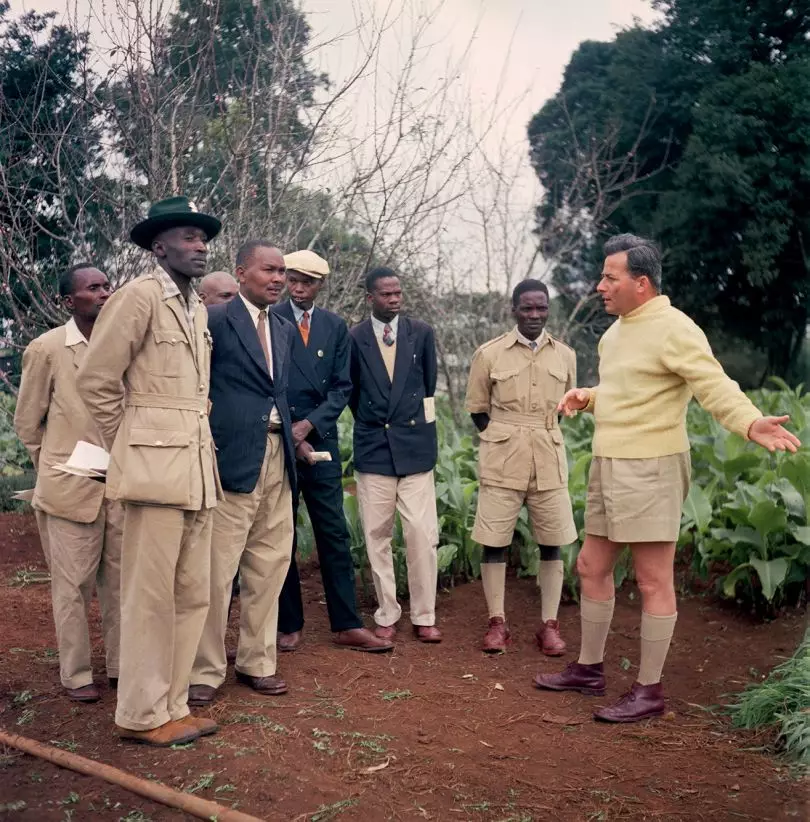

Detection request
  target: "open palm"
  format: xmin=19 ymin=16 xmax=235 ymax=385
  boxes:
xmin=748 ymin=416 xmax=801 ymax=453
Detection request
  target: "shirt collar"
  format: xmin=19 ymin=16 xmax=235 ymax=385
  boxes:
xmin=290 ymin=301 xmax=314 ymax=323
xmin=64 ymin=317 xmax=87 ymax=347
xmin=622 ymin=294 xmax=670 ymax=320
xmin=151 ymin=266 xmax=201 ymax=315
xmin=239 ymin=291 xmax=266 ymax=324
xmin=371 ymin=313 xmax=398 ymax=337
xmin=509 ymin=326 xmax=551 ymax=351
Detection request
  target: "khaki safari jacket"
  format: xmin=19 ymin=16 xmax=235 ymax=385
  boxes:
xmin=76 ymin=270 xmax=219 ymax=510
xmin=14 ymin=319 xmax=106 ymax=524
xmin=465 ymin=329 xmax=576 ymax=492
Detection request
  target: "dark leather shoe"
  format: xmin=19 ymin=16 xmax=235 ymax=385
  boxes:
xmin=278 ymin=631 xmax=302 ymax=652
xmin=188 ymin=684 xmax=217 ymax=707
xmin=374 ymin=624 xmax=397 ymax=640
xmin=536 ymin=619 xmax=567 ymax=656
xmin=594 ymin=682 xmax=665 ymax=723
xmin=533 ymin=662 xmax=606 ymax=696
xmin=235 ymin=670 xmax=288 ymax=695
xmin=333 ymin=627 xmax=393 ymax=653
xmin=482 ymin=617 xmax=510 ymax=653
xmin=108 ymin=677 xmax=118 ymax=691
xmin=414 ymin=625 xmax=442 ymax=643
xmin=226 ymin=647 xmax=237 ymax=665
xmin=66 ymin=684 xmax=99 ymax=703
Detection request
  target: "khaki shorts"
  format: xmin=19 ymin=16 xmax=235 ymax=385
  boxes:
xmin=472 ymin=483 xmax=577 ymax=548
xmin=585 ymin=453 xmax=691 ymax=544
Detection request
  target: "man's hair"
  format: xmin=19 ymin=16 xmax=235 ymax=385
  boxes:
xmin=603 ymin=233 xmax=662 ymax=291
xmin=235 ymin=240 xmax=279 ymax=269
xmin=511 ymin=278 xmax=549 ymax=307
xmin=58 ymin=262 xmax=95 ymax=298
xmin=365 ymin=266 xmax=398 ymax=293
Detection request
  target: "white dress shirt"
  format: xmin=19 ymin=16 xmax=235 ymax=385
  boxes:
xmin=515 ymin=327 xmax=549 ymax=352
xmin=239 ymin=293 xmax=282 ymax=425
xmin=290 ymin=301 xmax=315 ymax=326
xmin=371 ymin=313 xmax=399 ymax=343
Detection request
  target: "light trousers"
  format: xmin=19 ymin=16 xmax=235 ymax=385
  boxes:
xmin=355 ymin=470 xmax=438 ymax=627
xmin=192 ymin=433 xmax=293 ymax=687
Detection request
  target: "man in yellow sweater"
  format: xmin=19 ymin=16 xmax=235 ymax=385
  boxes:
xmin=534 ymin=234 xmax=800 ymax=723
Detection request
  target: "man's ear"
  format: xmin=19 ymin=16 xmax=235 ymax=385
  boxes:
xmin=151 ymin=238 xmax=164 ymax=258
xmin=62 ymin=294 xmax=75 ymax=313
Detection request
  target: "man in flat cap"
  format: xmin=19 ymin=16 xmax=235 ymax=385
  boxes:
xmin=274 ymin=251 xmax=393 ymax=653
xmin=77 ymin=196 xmax=221 ymax=747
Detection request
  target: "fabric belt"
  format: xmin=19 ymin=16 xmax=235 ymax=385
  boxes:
xmin=489 ymin=408 xmax=559 ymax=430
xmin=127 ymin=391 xmax=208 ymax=413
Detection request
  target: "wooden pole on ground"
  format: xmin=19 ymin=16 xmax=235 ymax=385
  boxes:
xmin=0 ymin=728 xmax=266 ymax=822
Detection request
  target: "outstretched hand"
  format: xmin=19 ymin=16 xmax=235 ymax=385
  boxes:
xmin=748 ymin=416 xmax=801 ymax=453
xmin=557 ymin=388 xmax=591 ymax=417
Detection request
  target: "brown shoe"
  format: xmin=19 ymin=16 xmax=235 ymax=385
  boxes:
xmin=536 ymin=619 xmax=567 ymax=657
xmin=482 ymin=617 xmax=510 ymax=653
xmin=178 ymin=715 xmax=219 ymax=737
xmin=235 ymin=670 xmax=288 ymax=695
xmin=333 ymin=627 xmax=394 ymax=653
xmin=533 ymin=662 xmax=606 ymax=696
xmin=414 ymin=625 xmax=442 ymax=643
xmin=278 ymin=631 xmax=302 ymax=652
xmin=374 ymin=624 xmax=397 ymax=640
xmin=594 ymin=682 xmax=665 ymax=723
xmin=188 ymin=684 xmax=217 ymax=707
xmin=117 ymin=719 xmax=200 ymax=747
xmin=65 ymin=684 xmax=99 ymax=703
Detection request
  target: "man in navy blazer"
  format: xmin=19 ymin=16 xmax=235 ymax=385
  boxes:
xmin=190 ymin=241 xmax=298 ymax=706
xmin=273 ymin=250 xmax=392 ymax=654
xmin=349 ymin=267 xmax=442 ymax=643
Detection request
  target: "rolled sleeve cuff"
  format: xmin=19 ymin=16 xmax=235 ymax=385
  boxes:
xmin=584 ymin=389 xmax=596 ymax=414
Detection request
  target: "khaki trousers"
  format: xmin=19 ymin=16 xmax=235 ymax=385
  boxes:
xmin=355 ymin=470 xmax=438 ymax=627
xmin=192 ymin=432 xmax=293 ymax=688
xmin=41 ymin=502 xmax=122 ymax=689
xmin=115 ymin=504 xmax=212 ymax=731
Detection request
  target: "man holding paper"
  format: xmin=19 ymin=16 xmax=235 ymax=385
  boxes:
xmin=15 ymin=264 xmax=121 ymax=704
xmin=349 ymin=267 xmax=442 ymax=643
xmin=273 ymin=250 xmax=393 ymax=654
xmin=77 ymin=197 xmax=221 ymax=747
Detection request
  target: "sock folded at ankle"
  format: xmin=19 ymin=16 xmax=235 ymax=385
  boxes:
xmin=481 ymin=562 xmax=506 ymax=619
xmin=577 ymin=595 xmax=615 ymax=665
xmin=637 ymin=611 xmax=677 ymax=685
xmin=538 ymin=559 xmax=564 ymax=622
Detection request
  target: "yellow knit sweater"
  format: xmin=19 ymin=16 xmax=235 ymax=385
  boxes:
xmin=588 ymin=296 xmax=761 ymax=458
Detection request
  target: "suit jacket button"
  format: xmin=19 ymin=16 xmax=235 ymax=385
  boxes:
xmin=262 ymin=414 xmax=269 ymax=422
xmin=322 ymin=379 xmax=326 ymax=383
xmin=384 ymin=423 xmax=390 ymax=430
xmin=409 ymin=420 xmax=415 ymax=426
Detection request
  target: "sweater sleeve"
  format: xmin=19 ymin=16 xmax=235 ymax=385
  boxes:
xmin=661 ymin=320 xmax=761 ymax=439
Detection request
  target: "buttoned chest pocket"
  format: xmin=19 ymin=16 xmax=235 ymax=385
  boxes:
xmin=152 ymin=329 xmax=191 ymax=377
xmin=491 ymin=369 xmax=520 ymax=404
xmin=546 ymin=365 xmax=569 ymax=402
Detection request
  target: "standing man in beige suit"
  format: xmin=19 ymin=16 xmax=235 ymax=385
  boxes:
xmin=15 ymin=264 xmax=121 ymax=704
xmin=77 ymin=196 xmax=222 ymax=747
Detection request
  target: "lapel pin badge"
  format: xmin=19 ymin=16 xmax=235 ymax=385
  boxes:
xmin=317 ymin=349 xmax=324 ymax=358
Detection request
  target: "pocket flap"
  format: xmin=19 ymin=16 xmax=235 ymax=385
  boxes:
xmin=129 ymin=428 xmax=191 ymax=448
xmin=153 ymin=329 xmax=189 ymax=346
xmin=550 ymin=429 xmax=564 ymax=446
xmin=491 ymin=369 xmax=519 ymax=382
xmin=479 ymin=427 xmax=512 ymax=443
xmin=549 ymin=367 xmax=567 ymax=382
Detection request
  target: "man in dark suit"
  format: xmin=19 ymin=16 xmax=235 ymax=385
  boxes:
xmin=349 ymin=267 xmax=442 ymax=643
xmin=273 ymin=250 xmax=393 ymax=654
xmin=189 ymin=240 xmax=298 ymax=706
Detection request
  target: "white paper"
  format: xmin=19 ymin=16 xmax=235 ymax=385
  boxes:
xmin=309 ymin=451 xmax=332 ymax=462
xmin=52 ymin=440 xmax=109 ymax=478
xmin=423 ymin=397 xmax=436 ymax=423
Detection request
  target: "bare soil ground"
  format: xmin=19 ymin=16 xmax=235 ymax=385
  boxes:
xmin=0 ymin=511 xmax=806 ymax=821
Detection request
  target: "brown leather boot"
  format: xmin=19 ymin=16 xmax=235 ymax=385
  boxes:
xmin=187 ymin=684 xmax=217 ymax=707
xmin=533 ymin=662 xmax=606 ymax=695
xmin=536 ymin=619 xmax=567 ymax=656
xmin=278 ymin=631 xmax=302 ymax=652
xmin=178 ymin=715 xmax=219 ymax=737
xmin=594 ymin=682 xmax=665 ymax=723
xmin=65 ymin=684 xmax=99 ymax=703
xmin=117 ymin=719 xmax=201 ymax=747
xmin=482 ymin=617 xmax=510 ymax=653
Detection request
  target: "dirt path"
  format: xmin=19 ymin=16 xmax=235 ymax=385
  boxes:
xmin=0 ymin=512 xmax=805 ymax=821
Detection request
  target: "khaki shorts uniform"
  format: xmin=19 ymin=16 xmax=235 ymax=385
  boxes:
xmin=466 ymin=329 xmax=578 ymax=548
xmin=585 ymin=453 xmax=691 ymax=544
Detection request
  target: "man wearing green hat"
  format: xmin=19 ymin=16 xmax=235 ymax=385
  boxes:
xmin=77 ymin=196 xmax=222 ymax=747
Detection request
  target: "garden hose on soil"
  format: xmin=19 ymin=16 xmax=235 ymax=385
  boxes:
xmin=0 ymin=728 xmax=266 ymax=822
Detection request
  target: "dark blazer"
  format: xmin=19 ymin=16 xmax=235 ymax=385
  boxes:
xmin=272 ymin=300 xmax=352 ymax=477
xmin=207 ymin=296 xmax=296 ymax=494
xmin=349 ymin=315 xmax=438 ymax=477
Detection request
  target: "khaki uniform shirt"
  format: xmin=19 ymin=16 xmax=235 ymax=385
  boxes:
xmin=465 ymin=328 xmax=576 ymax=491
xmin=14 ymin=318 xmax=107 ymax=523
xmin=76 ymin=269 xmax=220 ymax=510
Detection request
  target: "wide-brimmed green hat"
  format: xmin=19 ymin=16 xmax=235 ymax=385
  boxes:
xmin=130 ymin=196 xmax=222 ymax=250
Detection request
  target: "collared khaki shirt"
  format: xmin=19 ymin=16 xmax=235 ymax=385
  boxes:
xmin=465 ymin=327 xmax=577 ymax=491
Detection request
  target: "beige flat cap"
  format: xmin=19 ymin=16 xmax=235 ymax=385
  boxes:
xmin=284 ymin=249 xmax=330 ymax=280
